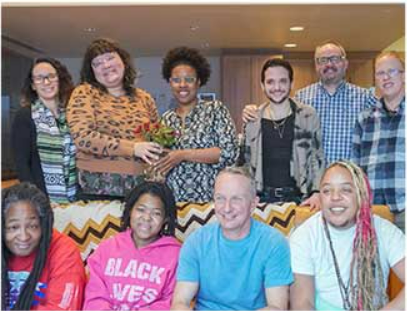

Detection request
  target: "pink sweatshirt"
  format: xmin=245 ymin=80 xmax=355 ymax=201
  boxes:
xmin=84 ymin=229 xmax=181 ymax=310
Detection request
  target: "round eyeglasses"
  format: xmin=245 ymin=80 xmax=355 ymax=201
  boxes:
xmin=375 ymin=68 xmax=404 ymax=79
xmin=169 ymin=76 xmax=197 ymax=85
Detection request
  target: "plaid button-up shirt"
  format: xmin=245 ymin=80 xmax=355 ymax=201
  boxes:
xmin=295 ymin=81 xmax=376 ymax=164
xmin=352 ymin=98 xmax=405 ymax=213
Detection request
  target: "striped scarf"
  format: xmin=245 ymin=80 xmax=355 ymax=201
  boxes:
xmin=32 ymin=100 xmax=77 ymax=203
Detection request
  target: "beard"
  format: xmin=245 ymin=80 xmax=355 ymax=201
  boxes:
xmin=266 ymin=91 xmax=290 ymax=104
xmin=320 ymin=67 xmax=345 ymax=85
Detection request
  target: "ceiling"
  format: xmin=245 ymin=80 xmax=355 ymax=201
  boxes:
xmin=2 ymin=3 xmax=405 ymax=58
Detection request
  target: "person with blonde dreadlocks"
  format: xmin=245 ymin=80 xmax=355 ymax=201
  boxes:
xmin=289 ymin=160 xmax=405 ymax=310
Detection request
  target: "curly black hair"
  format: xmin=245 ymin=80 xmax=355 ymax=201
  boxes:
xmin=20 ymin=57 xmax=74 ymax=108
xmin=162 ymin=46 xmax=211 ymax=86
xmin=121 ymin=182 xmax=177 ymax=237
xmin=80 ymin=37 xmax=138 ymax=97
xmin=2 ymin=182 xmax=54 ymax=310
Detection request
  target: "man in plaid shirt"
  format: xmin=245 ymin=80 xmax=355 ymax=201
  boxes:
xmin=353 ymin=51 xmax=405 ymax=231
xmin=294 ymin=40 xmax=377 ymax=164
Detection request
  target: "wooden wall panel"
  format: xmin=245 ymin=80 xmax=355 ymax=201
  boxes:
xmin=289 ymin=59 xmax=318 ymax=94
xmin=221 ymin=55 xmax=252 ymax=132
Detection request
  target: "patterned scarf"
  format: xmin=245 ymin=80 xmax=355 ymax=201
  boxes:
xmin=32 ymin=100 xmax=77 ymax=203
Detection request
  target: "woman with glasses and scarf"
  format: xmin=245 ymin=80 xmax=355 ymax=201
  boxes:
xmin=12 ymin=58 xmax=77 ymax=203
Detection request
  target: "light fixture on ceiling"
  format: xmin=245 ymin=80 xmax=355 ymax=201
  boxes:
xmin=290 ymin=26 xmax=304 ymax=32
xmin=284 ymin=43 xmax=297 ymax=48
xmin=190 ymin=25 xmax=199 ymax=31
xmin=83 ymin=27 xmax=96 ymax=33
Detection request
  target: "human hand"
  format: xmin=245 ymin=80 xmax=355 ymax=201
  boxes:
xmin=154 ymin=149 xmax=185 ymax=176
xmin=134 ymin=142 xmax=163 ymax=165
xmin=300 ymin=192 xmax=321 ymax=211
xmin=242 ymin=104 xmax=259 ymax=123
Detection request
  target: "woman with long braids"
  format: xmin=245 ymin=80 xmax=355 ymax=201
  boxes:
xmin=83 ymin=182 xmax=180 ymax=310
xmin=289 ymin=160 xmax=405 ymax=310
xmin=2 ymin=183 xmax=86 ymax=310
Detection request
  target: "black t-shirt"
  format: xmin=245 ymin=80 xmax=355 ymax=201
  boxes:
xmin=261 ymin=115 xmax=297 ymax=188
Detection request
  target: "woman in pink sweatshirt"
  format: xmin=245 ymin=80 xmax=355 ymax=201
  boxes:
xmin=84 ymin=182 xmax=181 ymax=310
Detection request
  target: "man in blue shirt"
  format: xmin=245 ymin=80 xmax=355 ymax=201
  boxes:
xmin=353 ymin=51 xmax=405 ymax=231
xmin=243 ymin=40 xmax=376 ymax=164
xmin=171 ymin=166 xmax=293 ymax=310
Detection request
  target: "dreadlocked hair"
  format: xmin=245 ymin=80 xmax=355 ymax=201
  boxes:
xmin=325 ymin=161 xmax=388 ymax=310
xmin=2 ymin=182 xmax=54 ymax=310
xmin=121 ymin=181 xmax=177 ymax=237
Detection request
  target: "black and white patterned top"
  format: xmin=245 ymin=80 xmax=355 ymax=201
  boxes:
xmin=162 ymin=100 xmax=238 ymax=202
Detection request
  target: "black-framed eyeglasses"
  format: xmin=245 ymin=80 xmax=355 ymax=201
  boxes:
xmin=169 ymin=76 xmax=197 ymax=85
xmin=375 ymin=68 xmax=404 ymax=79
xmin=316 ymin=55 xmax=346 ymax=65
xmin=32 ymin=73 xmax=58 ymax=84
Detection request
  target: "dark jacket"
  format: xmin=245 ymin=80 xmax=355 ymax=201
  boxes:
xmin=11 ymin=106 xmax=47 ymax=194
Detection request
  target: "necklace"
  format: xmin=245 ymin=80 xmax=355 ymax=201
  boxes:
xmin=322 ymin=217 xmax=352 ymax=310
xmin=271 ymin=116 xmax=289 ymax=139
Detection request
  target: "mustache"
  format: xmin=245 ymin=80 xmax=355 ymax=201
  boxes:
xmin=323 ymin=67 xmax=338 ymax=74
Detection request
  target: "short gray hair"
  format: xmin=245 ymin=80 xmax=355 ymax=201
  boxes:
xmin=216 ymin=165 xmax=256 ymax=197
xmin=375 ymin=51 xmax=405 ymax=68
xmin=315 ymin=40 xmax=347 ymax=59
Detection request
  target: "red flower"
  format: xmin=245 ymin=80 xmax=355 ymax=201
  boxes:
xmin=135 ymin=120 xmax=177 ymax=147
xmin=143 ymin=122 xmax=151 ymax=131
xmin=134 ymin=125 xmax=142 ymax=134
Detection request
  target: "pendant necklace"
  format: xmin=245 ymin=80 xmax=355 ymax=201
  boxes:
xmin=271 ymin=117 xmax=288 ymax=139
xmin=267 ymin=103 xmax=291 ymax=139
xmin=322 ymin=217 xmax=352 ymax=310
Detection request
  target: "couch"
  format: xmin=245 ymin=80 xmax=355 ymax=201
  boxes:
xmin=52 ymin=201 xmax=401 ymax=299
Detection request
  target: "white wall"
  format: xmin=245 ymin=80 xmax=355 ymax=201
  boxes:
xmin=58 ymin=56 xmax=221 ymax=116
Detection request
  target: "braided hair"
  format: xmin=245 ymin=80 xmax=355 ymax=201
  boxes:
xmin=2 ymin=182 xmax=54 ymax=310
xmin=121 ymin=182 xmax=177 ymax=237
xmin=322 ymin=161 xmax=388 ymax=310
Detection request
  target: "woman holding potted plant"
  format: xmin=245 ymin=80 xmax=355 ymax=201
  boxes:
xmin=67 ymin=38 xmax=162 ymax=200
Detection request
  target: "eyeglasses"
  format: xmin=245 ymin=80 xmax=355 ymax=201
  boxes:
xmin=91 ymin=53 xmax=119 ymax=69
xmin=375 ymin=68 xmax=404 ymax=79
xmin=32 ymin=73 xmax=58 ymax=84
xmin=169 ymin=76 xmax=197 ymax=85
xmin=316 ymin=55 xmax=346 ymax=65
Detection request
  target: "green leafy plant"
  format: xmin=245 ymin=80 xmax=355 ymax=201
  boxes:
xmin=134 ymin=120 xmax=178 ymax=148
